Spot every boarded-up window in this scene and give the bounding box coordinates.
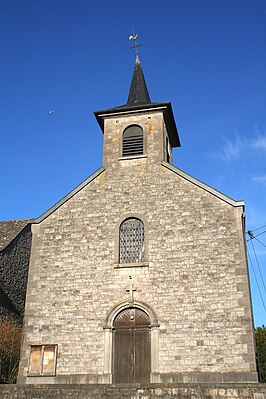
[122,125,143,157]
[28,345,57,376]
[28,346,42,374]
[120,218,144,263]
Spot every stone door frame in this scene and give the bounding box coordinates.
[103,300,159,383]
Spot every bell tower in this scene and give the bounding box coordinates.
[94,53,180,169]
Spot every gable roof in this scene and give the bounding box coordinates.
[32,166,105,224]
[0,219,31,251]
[162,161,244,207]
[0,167,104,244]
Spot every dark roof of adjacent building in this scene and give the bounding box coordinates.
[0,219,30,251]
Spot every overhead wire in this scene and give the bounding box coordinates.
[253,236,266,249]
[246,246,266,312]
[249,238,266,294]
[246,229,266,242]
[254,230,266,238]
[252,224,266,233]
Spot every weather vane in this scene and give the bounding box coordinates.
[129,33,142,56]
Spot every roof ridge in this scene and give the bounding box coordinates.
[161,161,244,207]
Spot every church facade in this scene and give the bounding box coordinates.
[1,56,258,384]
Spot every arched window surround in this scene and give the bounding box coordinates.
[119,122,147,159]
[122,124,143,157]
[114,214,149,267]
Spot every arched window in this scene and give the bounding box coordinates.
[122,125,143,157]
[119,218,144,263]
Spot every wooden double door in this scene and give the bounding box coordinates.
[113,307,151,383]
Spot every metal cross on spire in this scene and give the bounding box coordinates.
[129,33,142,56]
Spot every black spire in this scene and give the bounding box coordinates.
[127,55,151,106]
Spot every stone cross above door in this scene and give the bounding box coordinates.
[126,281,137,301]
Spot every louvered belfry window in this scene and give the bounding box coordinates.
[120,218,144,263]
[122,125,143,157]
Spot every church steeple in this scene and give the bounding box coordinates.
[94,36,181,168]
[127,55,151,106]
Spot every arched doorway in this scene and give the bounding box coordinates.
[113,307,151,383]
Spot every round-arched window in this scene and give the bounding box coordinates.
[119,218,144,263]
[122,125,143,157]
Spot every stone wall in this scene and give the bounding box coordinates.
[0,225,32,319]
[18,109,257,383]
[0,383,265,399]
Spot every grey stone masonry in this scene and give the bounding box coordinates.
[0,224,32,319]
[18,106,257,384]
[0,383,266,399]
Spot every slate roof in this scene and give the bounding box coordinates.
[95,102,180,148]
[127,54,151,106]
[94,55,180,148]
[95,55,153,115]
[0,219,30,251]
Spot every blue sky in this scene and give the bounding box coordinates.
[1,0,266,326]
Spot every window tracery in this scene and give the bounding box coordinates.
[119,218,144,263]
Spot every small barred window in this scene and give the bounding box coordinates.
[119,218,144,263]
[122,125,143,157]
